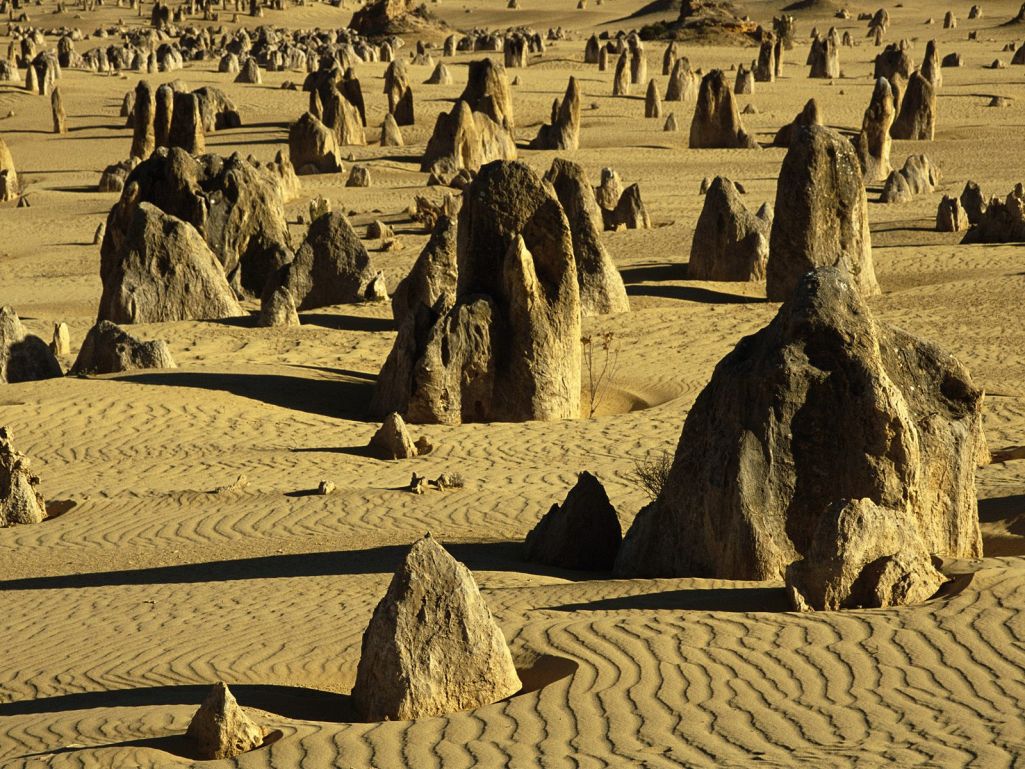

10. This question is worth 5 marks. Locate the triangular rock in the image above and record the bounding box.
[524,471,622,570]
[185,682,265,760]
[352,534,521,721]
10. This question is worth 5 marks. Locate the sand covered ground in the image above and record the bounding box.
[4,0,1025,766]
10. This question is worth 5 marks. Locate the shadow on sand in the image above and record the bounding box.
[112,370,375,421]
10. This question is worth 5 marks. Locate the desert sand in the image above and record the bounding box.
[4,0,1025,765]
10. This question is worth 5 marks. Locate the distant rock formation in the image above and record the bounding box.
[351,534,521,721]
[530,76,580,150]
[689,69,758,149]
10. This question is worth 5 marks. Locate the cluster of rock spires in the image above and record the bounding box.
[374,158,628,425]
[421,58,516,177]
[0,306,62,384]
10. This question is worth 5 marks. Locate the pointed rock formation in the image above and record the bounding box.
[130,80,156,160]
[373,161,580,424]
[421,100,516,176]
[0,306,62,384]
[390,215,457,325]
[0,426,46,527]
[0,136,19,202]
[168,91,204,154]
[645,78,662,118]
[880,154,940,203]
[186,682,265,760]
[425,62,453,85]
[890,70,935,140]
[936,195,967,232]
[351,534,521,721]
[460,58,515,130]
[368,412,420,459]
[380,112,404,147]
[612,52,629,96]
[384,60,415,126]
[615,267,985,579]
[258,286,300,327]
[262,212,373,311]
[289,112,342,174]
[785,498,946,610]
[544,159,629,316]
[856,78,895,182]
[766,125,878,301]
[604,183,651,230]
[808,31,840,78]
[70,320,176,375]
[665,57,699,102]
[530,76,580,151]
[772,98,820,147]
[99,201,243,323]
[960,181,986,225]
[689,70,758,149]
[524,471,622,570]
[689,176,771,282]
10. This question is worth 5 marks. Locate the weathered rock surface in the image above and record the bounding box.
[766,125,879,301]
[373,161,580,424]
[103,148,291,295]
[98,201,243,324]
[0,426,47,527]
[70,320,176,375]
[351,534,521,721]
[690,69,758,149]
[390,215,458,326]
[524,471,622,570]
[785,498,946,610]
[689,176,771,281]
[615,267,985,580]
[186,682,265,760]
